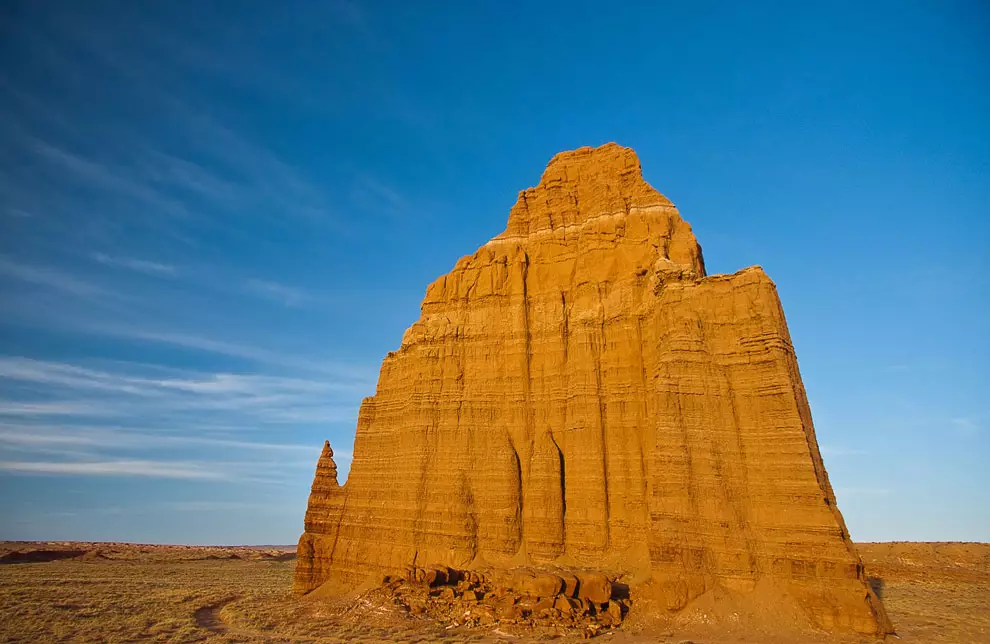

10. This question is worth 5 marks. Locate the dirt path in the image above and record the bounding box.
[194,597,236,634]
[194,596,340,642]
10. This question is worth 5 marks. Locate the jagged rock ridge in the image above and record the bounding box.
[296,143,892,636]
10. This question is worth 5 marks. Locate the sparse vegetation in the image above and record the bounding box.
[0,542,987,643]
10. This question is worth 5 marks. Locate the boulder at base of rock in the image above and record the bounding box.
[576,573,612,604]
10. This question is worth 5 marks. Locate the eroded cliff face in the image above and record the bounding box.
[296,143,891,635]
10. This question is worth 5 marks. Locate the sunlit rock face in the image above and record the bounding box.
[295,143,892,636]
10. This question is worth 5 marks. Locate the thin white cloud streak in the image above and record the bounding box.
[187,118,334,222]
[122,329,297,366]
[0,442,99,461]
[92,253,176,276]
[163,500,300,513]
[0,402,107,416]
[28,137,190,219]
[90,328,374,380]
[0,357,355,397]
[951,417,981,435]
[0,453,319,482]
[0,257,108,298]
[3,10,379,269]
[352,175,408,219]
[0,459,227,480]
[245,278,310,307]
[6,83,335,269]
[25,25,335,224]
[0,398,357,424]
[140,148,243,207]
[0,357,362,427]
[136,0,382,112]
[0,358,166,397]
[0,427,335,455]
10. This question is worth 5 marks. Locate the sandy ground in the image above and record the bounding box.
[0,541,986,643]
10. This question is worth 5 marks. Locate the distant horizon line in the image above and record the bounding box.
[3,539,987,548]
[1,539,297,549]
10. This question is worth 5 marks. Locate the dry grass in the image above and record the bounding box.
[857,542,990,644]
[0,552,291,643]
[0,557,271,642]
[0,541,987,643]
[0,544,493,644]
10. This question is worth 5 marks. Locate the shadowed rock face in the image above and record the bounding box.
[296,143,892,636]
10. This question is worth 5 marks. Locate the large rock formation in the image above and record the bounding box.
[296,143,892,636]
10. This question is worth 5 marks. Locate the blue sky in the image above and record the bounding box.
[0,1,987,545]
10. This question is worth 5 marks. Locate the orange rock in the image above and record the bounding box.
[575,572,611,604]
[516,571,564,598]
[561,574,579,597]
[295,143,893,637]
[605,600,622,622]
[422,567,447,587]
[533,596,556,615]
[597,610,616,628]
[495,598,521,621]
[554,595,574,614]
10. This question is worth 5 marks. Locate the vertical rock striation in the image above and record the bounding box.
[295,143,892,636]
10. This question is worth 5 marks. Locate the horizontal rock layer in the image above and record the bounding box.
[296,143,891,636]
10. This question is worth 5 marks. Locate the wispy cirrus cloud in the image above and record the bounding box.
[0,356,344,395]
[92,252,176,276]
[0,354,357,484]
[0,256,108,298]
[0,356,363,425]
[0,402,107,417]
[139,148,243,207]
[0,457,313,483]
[0,425,342,456]
[90,328,372,380]
[21,29,336,223]
[0,6,372,504]
[245,278,311,307]
[163,500,300,512]
[28,137,191,220]
[3,43,341,262]
[351,175,408,219]
[951,417,982,436]
[0,459,227,480]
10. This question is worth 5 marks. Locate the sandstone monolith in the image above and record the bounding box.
[296,143,892,636]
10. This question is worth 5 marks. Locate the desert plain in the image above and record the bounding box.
[0,540,987,643]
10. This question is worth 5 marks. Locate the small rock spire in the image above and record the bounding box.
[315,440,339,488]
